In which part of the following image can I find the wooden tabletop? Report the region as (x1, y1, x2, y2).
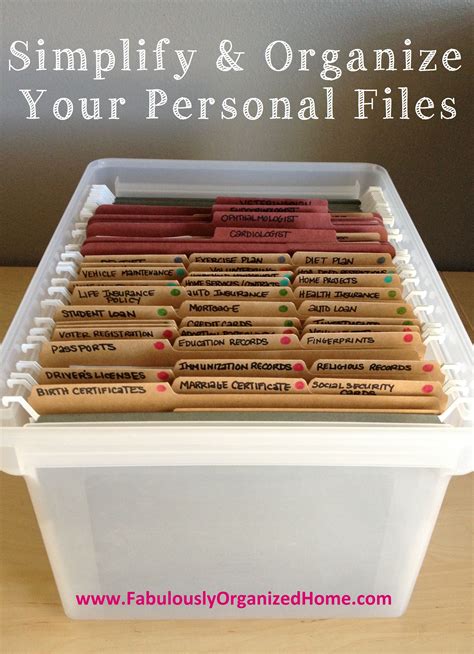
(1, 268, 472, 654)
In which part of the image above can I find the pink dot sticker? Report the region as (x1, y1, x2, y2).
(422, 384, 434, 394)
(423, 363, 434, 372)
(157, 371, 169, 381)
(294, 381, 306, 391)
(156, 384, 167, 393)
(280, 336, 292, 345)
(403, 333, 413, 343)
(292, 362, 304, 372)
(162, 329, 173, 339)
(154, 341, 165, 350)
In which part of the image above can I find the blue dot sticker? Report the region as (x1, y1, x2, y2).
(278, 256, 286, 263)
(377, 257, 386, 264)
(174, 257, 183, 263)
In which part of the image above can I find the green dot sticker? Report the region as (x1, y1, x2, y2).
(377, 257, 386, 264)
(396, 306, 407, 315)
(279, 278, 290, 286)
(279, 288, 288, 296)
(166, 281, 176, 286)
(170, 288, 181, 296)
(388, 290, 397, 298)
(403, 320, 413, 325)
(157, 308, 167, 316)
(384, 275, 393, 283)
(278, 305, 288, 313)
(284, 320, 294, 327)
(176, 268, 186, 277)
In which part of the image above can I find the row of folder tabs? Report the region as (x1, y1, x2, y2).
(20, 194, 448, 417)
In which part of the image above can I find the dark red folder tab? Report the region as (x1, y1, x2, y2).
(86, 222, 216, 238)
(89, 214, 212, 224)
(95, 204, 210, 215)
(215, 197, 328, 207)
(212, 204, 329, 214)
(212, 212, 334, 228)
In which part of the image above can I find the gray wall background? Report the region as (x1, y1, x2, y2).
(1, 0, 472, 269)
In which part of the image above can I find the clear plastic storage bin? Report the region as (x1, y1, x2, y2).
(1, 160, 472, 619)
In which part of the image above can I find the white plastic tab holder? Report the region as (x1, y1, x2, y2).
(2, 396, 40, 422)
(48, 286, 71, 302)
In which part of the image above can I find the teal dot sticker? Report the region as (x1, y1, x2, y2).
(377, 257, 386, 264)
(284, 320, 294, 326)
(388, 290, 397, 298)
(279, 288, 288, 296)
(166, 281, 177, 286)
(283, 272, 293, 278)
(157, 308, 167, 316)
(396, 306, 407, 315)
(279, 278, 290, 286)
(403, 320, 413, 325)
(170, 288, 181, 296)
(278, 305, 288, 313)
(384, 275, 393, 283)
